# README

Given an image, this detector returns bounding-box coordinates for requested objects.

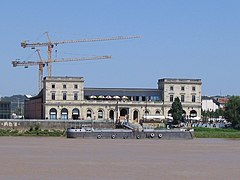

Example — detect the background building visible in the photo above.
[202,97,219,112]
[24,76,202,123]
[0,101,11,119]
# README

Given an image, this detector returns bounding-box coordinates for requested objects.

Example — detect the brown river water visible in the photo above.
[0,137,239,180]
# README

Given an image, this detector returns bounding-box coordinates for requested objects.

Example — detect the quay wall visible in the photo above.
[0,119,114,130]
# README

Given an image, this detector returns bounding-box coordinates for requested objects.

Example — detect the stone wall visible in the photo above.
[0,119,114,130]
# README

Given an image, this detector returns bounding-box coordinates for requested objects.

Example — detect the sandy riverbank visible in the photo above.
[0,137,239,180]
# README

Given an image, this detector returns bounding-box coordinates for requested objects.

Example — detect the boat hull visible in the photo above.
[66,129,194,139]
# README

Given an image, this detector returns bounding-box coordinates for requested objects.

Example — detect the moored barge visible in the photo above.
[66,128,194,139]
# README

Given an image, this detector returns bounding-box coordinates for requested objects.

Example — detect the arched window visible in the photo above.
[98,110,103,119]
[155,110,160,115]
[61,108,68,120]
[87,109,92,119]
[49,108,57,119]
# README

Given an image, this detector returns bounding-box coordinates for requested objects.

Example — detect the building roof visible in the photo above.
[217,97,229,104]
[158,78,202,84]
[84,87,160,96]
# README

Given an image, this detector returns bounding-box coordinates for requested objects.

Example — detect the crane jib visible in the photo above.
[16,34,141,92]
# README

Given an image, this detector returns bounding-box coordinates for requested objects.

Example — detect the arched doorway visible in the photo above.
[98,109,104,119]
[72,108,80,120]
[144,110,150,114]
[133,110,139,121]
[49,108,57,119]
[190,110,197,117]
[120,109,128,116]
[168,109,172,116]
[182,110,186,117]
[61,108,68,120]
[120,108,128,120]
[109,110,114,120]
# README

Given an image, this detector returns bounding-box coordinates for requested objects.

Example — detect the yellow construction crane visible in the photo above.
[12,53,111,91]
[15,32,141,91]
[21,32,141,76]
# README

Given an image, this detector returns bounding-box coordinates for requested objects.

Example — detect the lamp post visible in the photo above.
[144,97,148,122]
[115,100,119,124]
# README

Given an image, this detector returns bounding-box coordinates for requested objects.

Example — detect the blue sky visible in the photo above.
[1,0,240,96]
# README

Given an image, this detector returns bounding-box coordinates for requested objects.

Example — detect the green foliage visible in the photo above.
[202,109,225,119]
[171,97,183,125]
[0,127,65,137]
[0,129,22,136]
[224,96,240,129]
[194,127,240,138]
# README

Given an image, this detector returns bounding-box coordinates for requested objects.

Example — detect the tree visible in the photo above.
[170,97,183,125]
[224,96,240,129]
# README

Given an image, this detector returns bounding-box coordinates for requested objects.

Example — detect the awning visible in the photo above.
[143,115,165,119]
[122,96,128,100]
[113,96,120,99]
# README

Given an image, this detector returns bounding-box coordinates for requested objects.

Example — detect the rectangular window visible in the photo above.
[192,86,196,91]
[181,95,185,102]
[74,93,78,100]
[192,95,196,102]
[63,93,67,100]
[136,96,139,101]
[170,86,174,91]
[170,95,174,102]
[52,84,55,89]
[74,84,78,89]
[181,86,185,91]
[51,93,55,100]
[63,84,67,89]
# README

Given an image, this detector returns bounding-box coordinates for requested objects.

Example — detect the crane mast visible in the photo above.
[36,49,44,91]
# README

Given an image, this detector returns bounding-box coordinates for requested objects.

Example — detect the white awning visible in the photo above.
[143,115,165,119]
[122,96,128,100]
[113,96,120,99]
[90,95,97,99]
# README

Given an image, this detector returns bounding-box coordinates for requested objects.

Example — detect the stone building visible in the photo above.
[24,76,202,122]
[158,78,202,119]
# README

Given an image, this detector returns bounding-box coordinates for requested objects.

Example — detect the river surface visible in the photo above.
[0,137,239,180]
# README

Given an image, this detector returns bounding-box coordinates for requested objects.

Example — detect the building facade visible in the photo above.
[202,98,219,112]
[24,76,202,122]
[0,101,11,119]
[158,78,202,119]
